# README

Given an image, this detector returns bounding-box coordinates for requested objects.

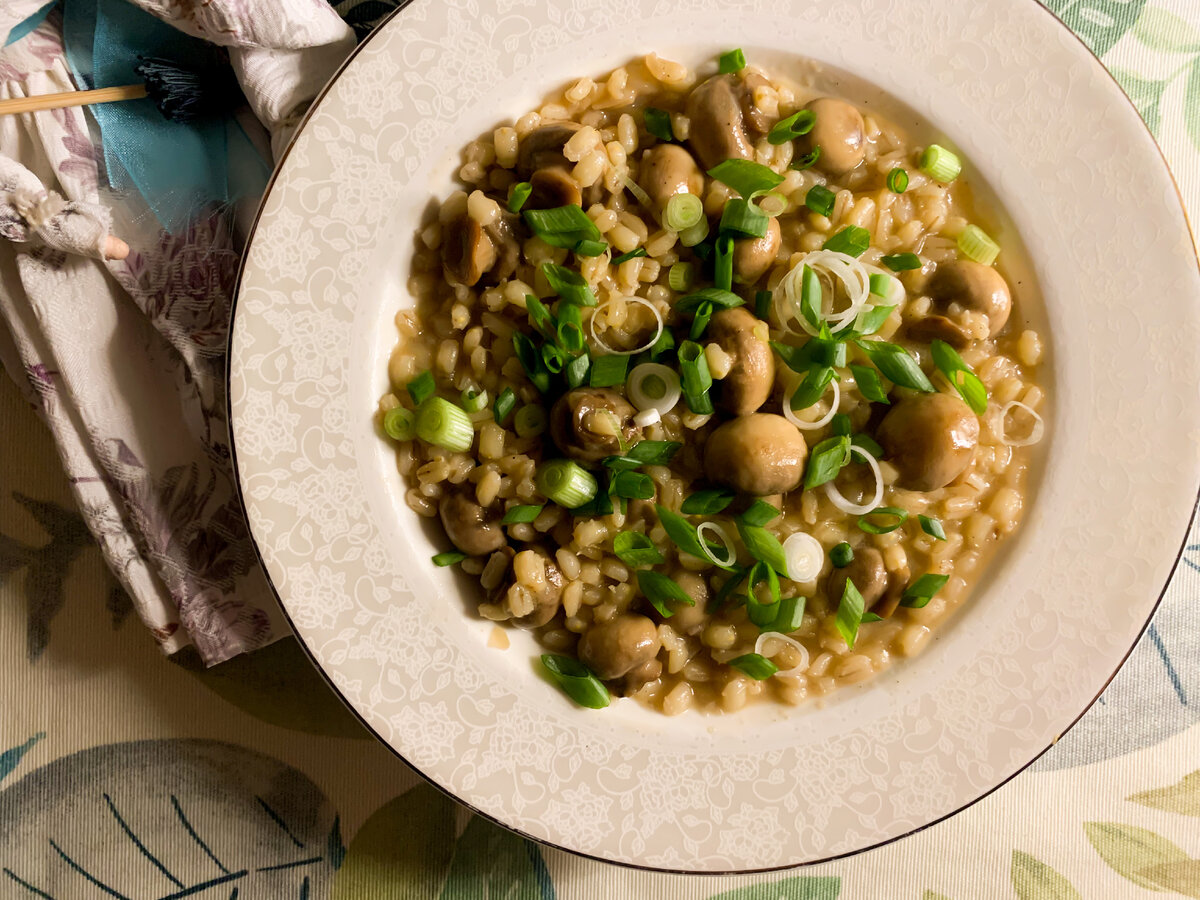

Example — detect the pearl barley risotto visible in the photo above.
[379,50,1047,715]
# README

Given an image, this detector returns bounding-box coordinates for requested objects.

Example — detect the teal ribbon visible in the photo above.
[4,2,56,46]
[61,0,269,232]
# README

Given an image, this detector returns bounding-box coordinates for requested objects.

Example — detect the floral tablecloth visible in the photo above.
[2,1,1199,897]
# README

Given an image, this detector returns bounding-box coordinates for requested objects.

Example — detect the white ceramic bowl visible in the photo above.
[230,0,1200,871]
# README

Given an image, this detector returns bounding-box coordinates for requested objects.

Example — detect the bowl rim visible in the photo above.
[226,0,1200,873]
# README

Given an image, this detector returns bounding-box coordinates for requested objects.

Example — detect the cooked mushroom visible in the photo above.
[516,122,582,176]
[877,393,980,491]
[799,98,866,176]
[578,613,661,680]
[439,491,506,556]
[638,144,704,212]
[708,307,775,415]
[827,546,888,611]
[619,657,664,696]
[549,388,643,463]
[905,314,972,349]
[928,260,1012,337]
[703,413,808,496]
[685,74,755,170]
[487,546,565,628]
[653,570,709,635]
[527,167,583,210]
[482,211,520,283]
[739,71,776,135]
[441,213,497,287]
[732,215,781,285]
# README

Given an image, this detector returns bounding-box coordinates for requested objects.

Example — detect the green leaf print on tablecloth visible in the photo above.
[706,876,841,899]
[1133,5,1200,52]
[1084,821,1191,890]
[1041,0,1148,56]
[333,782,554,899]
[1010,851,1082,900]
[921,892,953,900]
[1109,5,1200,150]
[1129,768,1200,816]
[0,733,42,786]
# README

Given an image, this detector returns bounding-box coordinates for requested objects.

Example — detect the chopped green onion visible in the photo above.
[714,235,734,292]
[919,515,947,541]
[677,340,714,414]
[501,504,543,524]
[612,247,648,265]
[857,506,909,534]
[432,550,467,567]
[757,191,787,217]
[648,327,676,362]
[414,397,474,452]
[656,503,734,570]
[854,339,934,392]
[861,611,882,623]
[524,294,556,339]
[930,339,988,414]
[754,289,772,320]
[638,570,695,617]
[690,300,714,341]
[512,332,551,393]
[556,302,585,352]
[831,413,852,436]
[718,197,769,239]
[835,579,866,649]
[677,287,744,312]
[804,435,851,489]
[669,262,695,292]
[707,159,784,200]
[664,192,704,231]
[729,652,779,680]
[822,225,871,257]
[717,48,747,74]
[712,566,749,612]
[612,470,655,500]
[574,239,608,257]
[537,459,598,508]
[881,252,921,272]
[678,216,710,247]
[508,181,533,213]
[849,363,889,403]
[565,353,590,389]
[460,387,489,413]
[790,147,821,170]
[762,594,806,634]
[830,542,854,568]
[919,143,962,183]
[851,304,895,338]
[644,106,674,142]
[866,274,904,308]
[744,560,782,626]
[851,433,884,458]
[768,109,816,144]
[541,342,566,373]
[613,532,665,567]
[804,184,836,218]
[957,224,1001,265]
[406,370,436,406]
[680,488,735,515]
[901,573,951,608]
[383,407,416,441]
[799,263,822,329]
[523,205,603,250]
[789,364,836,411]
[493,387,517,424]
[886,167,909,193]
[628,440,682,465]
[570,475,613,517]
[541,654,610,708]
[541,262,597,306]
[514,404,548,437]
[589,354,629,388]
[740,500,781,527]
[771,338,842,373]
[737,522,789,577]
[603,455,643,473]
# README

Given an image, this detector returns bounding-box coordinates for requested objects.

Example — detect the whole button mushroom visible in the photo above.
[707,307,775,415]
[526,167,583,209]
[877,393,980,491]
[439,491,506,556]
[488,546,565,628]
[638,143,705,212]
[798,98,866,176]
[905,314,972,349]
[703,413,808,496]
[578,613,662,680]
[685,74,755,170]
[549,388,644,463]
[928,260,1012,338]
[732,215,782,285]
[653,569,709,635]
[827,546,888,610]
[516,122,583,176]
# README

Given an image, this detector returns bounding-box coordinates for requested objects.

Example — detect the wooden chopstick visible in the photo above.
[0,84,147,117]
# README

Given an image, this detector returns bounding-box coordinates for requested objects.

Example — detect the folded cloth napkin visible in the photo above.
[0,0,387,665]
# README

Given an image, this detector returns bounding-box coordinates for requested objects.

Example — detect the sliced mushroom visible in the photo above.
[877,393,980,492]
[827,546,888,611]
[486,546,565,628]
[441,213,498,287]
[439,491,506,556]
[516,122,582,176]
[703,413,808,496]
[708,307,775,415]
[685,74,755,170]
[739,71,775,135]
[732,215,781,285]
[799,98,866,176]
[549,388,643,463]
[905,314,972,349]
[527,167,583,210]
[578,613,661,680]
[482,211,520,283]
[653,570,709,635]
[928,260,1012,337]
[638,143,704,212]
